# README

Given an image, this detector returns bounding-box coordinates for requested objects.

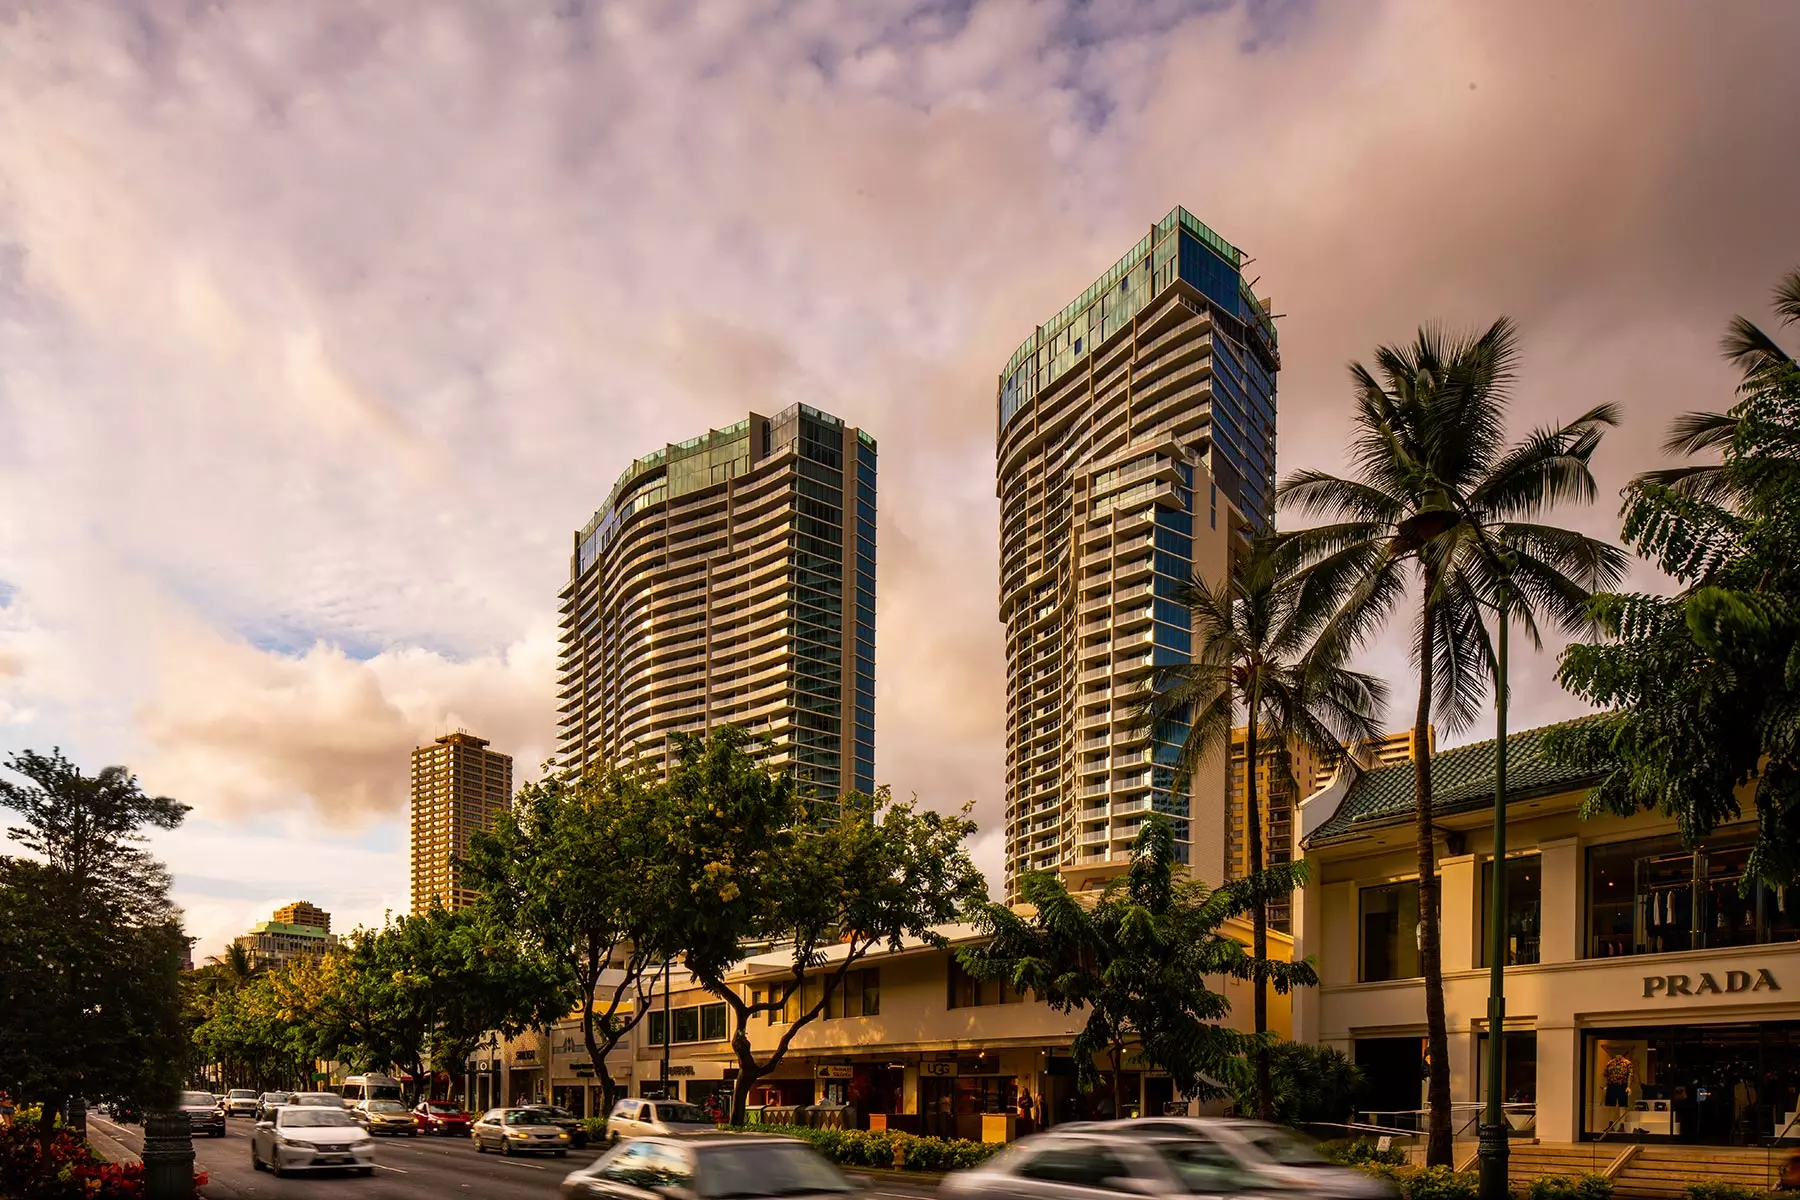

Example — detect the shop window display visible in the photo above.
[1582,1022,1800,1145]
[1587,830,1800,959]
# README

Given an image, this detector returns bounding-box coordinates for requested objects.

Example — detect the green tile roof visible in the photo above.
[1305,716,1606,845]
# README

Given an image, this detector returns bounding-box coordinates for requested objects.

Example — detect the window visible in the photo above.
[1482,854,1542,966]
[647,1012,666,1046]
[826,969,881,1019]
[753,986,801,1025]
[1587,830,1800,958]
[673,1006,699,1044]
[700,1002,727,1042]
[650,1002,730,1045]
[1017,1143,1133,1187]
[948,959,1023,1007]
[1157,1141,1248,1193]
[1360,881,1422,982]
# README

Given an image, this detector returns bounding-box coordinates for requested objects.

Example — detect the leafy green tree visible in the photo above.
[1280,320,1625,1163]
[464,765,672,1112]
[1557,281,1800,886]
[1144,532,1386,1120]
[961,816,1305,1115]
[0,750,189,1150]
[1230,1041,1364,1127]
[657,728,986,1124]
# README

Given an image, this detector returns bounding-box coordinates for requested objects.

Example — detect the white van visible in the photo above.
[341,1074,405,1106]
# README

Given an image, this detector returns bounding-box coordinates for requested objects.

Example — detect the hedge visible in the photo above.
[1529,1175,1614,1200]
[1354,1164,1480,1200]
[726,1123,1000,1172]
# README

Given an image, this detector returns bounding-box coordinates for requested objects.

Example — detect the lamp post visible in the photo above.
[1477,588,1511,1200]
[142,1086,195,1200]
[660,958,672,1100]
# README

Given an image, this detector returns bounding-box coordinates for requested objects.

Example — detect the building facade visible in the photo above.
[232,914,337,970]
[996,208,1279,898]
[558,405,876,795]
[271,900,331,934]
[409,731,513,913]
[1294,719,1800,1151]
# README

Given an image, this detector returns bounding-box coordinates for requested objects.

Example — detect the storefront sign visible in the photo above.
[1642,968,1779,998]
[920,1061,956,1077]
[513,1049,538,1063]
[668,1065,696,1077]
[815,1065,855,1079]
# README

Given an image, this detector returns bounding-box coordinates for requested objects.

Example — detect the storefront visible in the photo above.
[1295,723,1800,1149]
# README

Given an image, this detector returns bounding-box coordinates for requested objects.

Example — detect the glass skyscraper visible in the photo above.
[995,208,1278,898]
[558,405,875,795]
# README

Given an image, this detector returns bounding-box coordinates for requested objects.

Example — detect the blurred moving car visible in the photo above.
[604,1098,717,1142]
[472,1107,573,1157]
[1101,1119,1397,1199]
[224,1089,259,1118]
[560,1132,862,1200]
[939,1129,1277,1200]
[412,1100,472,1137]
[354,1098,420,1136]
[530,1104,589,1147]
[251,1105,376,1178]
[254,1092,293,1121]
[178,1091,226,1139]
[288,1092,348,1108]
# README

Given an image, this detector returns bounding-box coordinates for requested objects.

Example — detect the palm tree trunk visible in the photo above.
[1416,587,1452,1166]
[1246,699,1272,1123]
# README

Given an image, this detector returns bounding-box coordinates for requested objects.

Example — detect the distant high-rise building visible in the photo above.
[558,405,876,794]
[409,732,513,913]
[996,208,1279,899]
[1226,726,1431,931]
[270,900,330,934]
[233,909,337,970]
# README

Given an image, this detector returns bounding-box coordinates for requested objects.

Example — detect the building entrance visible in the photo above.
[1583,1022,1800,1145]
[1354,1036,1423,1132]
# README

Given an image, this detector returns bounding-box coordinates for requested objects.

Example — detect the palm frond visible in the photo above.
[1723,315,1794,378]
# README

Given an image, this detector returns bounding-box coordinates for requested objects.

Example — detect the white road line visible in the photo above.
[492,1156,549,1170]
[375,1164,410,1173]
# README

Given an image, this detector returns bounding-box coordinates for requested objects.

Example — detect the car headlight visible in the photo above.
[558,1132,570,1139]
[281,1138,318,1150]
[508,1130,530,1139]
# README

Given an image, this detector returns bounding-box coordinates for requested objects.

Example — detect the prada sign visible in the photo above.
[1642,968,1780,998]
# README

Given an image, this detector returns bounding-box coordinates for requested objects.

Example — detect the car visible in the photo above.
[354,1098,420,1136]
[251,1104,376,1178]
[604,1097,717,1142]
[288,1091,348,1108]
[471,1107,573,1157]
[560,1131,863,1200]
[224,1089,259,1118]
[528,1103,589,1148]
[1095,1118,1398,1198]
[255,1092,294,1121]
[939,1129,1286,1200]
[178,1091,226,1138]
[412,1100,472,1137]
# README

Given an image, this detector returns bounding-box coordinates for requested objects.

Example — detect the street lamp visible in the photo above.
[1477,580,1513,1200]
[143,1086,195,1200]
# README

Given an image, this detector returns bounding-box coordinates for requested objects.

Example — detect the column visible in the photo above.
[1536,1022,1578,1144]
[1440,853,1477,974]
[1538,837,1581,964]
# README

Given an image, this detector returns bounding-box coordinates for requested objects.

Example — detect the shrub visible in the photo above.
[579,1117,608,1140]
[729,1123,999,1173]
[1399,1166,1480,1200]
[1235,1042,1365,1125]
[1684,1184,1768,1200]
[1530,1174,1614,1200]
[0,1119,208,1198]
[1328,1138,1408,1167]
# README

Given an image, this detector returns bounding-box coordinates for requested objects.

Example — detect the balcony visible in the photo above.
[1078,829,1110,845]
[1113,798,1152,815]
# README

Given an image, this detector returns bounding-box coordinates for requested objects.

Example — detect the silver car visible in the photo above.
[940,1129,1284,1200]
[605,1098,717,1143]
[473,1106,574,1156]
[1099,1119,1398,1198]
[224,1089,259,1118]
[250,1104,375,1177]
[561,1132,861,1200]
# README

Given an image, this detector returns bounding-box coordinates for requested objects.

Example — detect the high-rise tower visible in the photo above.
[996,208,1279,899]
[558,404,876,794]
[409,731,513,913]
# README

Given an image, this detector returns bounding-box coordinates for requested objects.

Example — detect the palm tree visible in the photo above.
[1280,317,1627,1165]
[1641,267,1800,503]
[1142,532,1388,1121]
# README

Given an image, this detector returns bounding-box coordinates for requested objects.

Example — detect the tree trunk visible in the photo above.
[1416,588,1452,1167]
[1109,1044,1125,1121]
[1246,700,1273,1123]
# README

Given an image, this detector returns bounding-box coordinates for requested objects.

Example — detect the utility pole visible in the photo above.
[1477,591,1511,1200]
[660,958,672,1100]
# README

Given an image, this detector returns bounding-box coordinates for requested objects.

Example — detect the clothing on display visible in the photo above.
[1604,1055,1636,1108]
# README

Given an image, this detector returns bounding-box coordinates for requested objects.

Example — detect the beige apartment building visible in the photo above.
[231,907,337,970]
[409,731,513,913]
[1294,718,1800,1165]
[558,405,876,795]
[271,900,331,934]
[995,207,1280,899]
[529,922,1288,1136]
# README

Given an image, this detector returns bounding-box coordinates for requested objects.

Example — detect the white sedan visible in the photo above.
[250,1105,376,1177]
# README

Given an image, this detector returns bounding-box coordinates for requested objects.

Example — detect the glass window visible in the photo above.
[647,1011,667,1046]
[673,1007,700,1044]
[700,1003,727,1042]
[947,959,1021,1008]
[1360,882,1422,981]
[1586,829,1800,958]
[1017,1143,1133,1187]
[1483,854,1543,966]
[1475,1030,1538,1114]
[1159,1140,1252,1191]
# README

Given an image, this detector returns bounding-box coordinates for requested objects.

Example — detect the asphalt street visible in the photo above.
[87,1114,942,1200]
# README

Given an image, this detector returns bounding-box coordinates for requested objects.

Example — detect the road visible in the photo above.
[87,1114,941,1200]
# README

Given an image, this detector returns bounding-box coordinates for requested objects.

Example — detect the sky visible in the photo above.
[1,0,1797,959]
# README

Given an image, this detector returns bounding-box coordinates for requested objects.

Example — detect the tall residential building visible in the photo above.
[996,208,1279,899]
[409,731,514,913]
[232,911,337,970]
[1225,727,1432,932]
[270,900,330,934]
[558,405,876,794]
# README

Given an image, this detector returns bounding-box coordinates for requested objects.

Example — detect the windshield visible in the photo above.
[537,1105,574,1119]
[1157,1142,1249,1192]
[294,1094,345,1107]
[698,1142,854,1198]
[1241,1127,1329,1167]
[181,1092,216,1107]
[424,1103,462,1114]
[282,1110,357,1129]
[367,1101,408,1113]
[507,1109,558,1126]
[263,1093,291,1103]
[657,1103,713,1124]
[229,1090,256,1099]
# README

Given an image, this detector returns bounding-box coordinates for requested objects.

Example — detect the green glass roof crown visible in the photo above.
[1002,206,1274,383]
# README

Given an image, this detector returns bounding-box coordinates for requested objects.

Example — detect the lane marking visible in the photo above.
[492,1156,549,1170]
[376,1164,410,1173]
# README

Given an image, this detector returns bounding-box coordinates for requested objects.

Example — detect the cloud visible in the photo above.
[0,0,1797,937]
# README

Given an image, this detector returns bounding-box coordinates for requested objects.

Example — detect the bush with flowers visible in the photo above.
[0,1118,207,1199]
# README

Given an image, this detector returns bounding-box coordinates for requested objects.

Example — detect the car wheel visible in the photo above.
[474,1137,486,1154]
[555,1149,568,1158]
[502,1139,513,1157]
[271,1149,286,1179]
[251,1145,262,1171]
[360,1167,375,1177]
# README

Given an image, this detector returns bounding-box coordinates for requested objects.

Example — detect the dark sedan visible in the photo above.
[178,1091,226,1138]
